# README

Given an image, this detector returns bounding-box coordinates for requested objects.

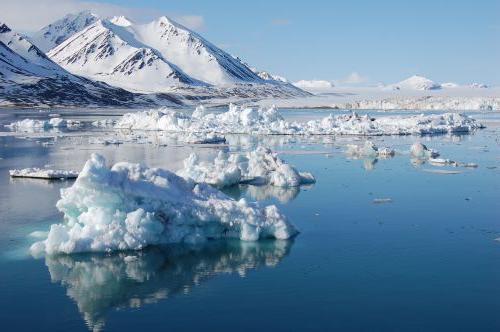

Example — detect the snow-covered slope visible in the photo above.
[0,22,179,107]
[48,19,205,93]
[130,16,263,85]
[30,11,98,52]
[389,75,441,90]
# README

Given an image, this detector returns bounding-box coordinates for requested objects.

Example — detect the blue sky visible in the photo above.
[5,0,500,84]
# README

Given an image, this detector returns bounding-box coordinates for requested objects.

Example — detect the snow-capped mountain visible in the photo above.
[48,19,206,92]
[45,15,268,87]
[129,16,263,85]
[30,11,98,52]
[0,22,176,107]
[390,75,441,90]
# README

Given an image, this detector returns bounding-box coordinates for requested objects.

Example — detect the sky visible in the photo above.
[3,0,499,85]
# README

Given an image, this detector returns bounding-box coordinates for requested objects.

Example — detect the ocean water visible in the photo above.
[0,108,499,331]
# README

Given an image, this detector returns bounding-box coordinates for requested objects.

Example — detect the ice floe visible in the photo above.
[410,142,440,159]
[9,168,79,179]
[115,104,484,136]
[6,117,67,130]
[345,141,395,158]
[177,147,316,188]
[30,154,297,255]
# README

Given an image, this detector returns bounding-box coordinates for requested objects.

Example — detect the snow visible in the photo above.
[177,147,316,188]
[30,154,297,255]
[9,168,78,179]
[293,80,334,91]
[116,104,485,136]
[30,11,99,52]
[389,75,441,91]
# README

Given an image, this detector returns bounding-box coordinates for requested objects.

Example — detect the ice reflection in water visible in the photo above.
[43,240,293,331]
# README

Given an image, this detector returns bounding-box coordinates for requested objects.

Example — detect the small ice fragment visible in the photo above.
[410,142,440,159]
[422,169,462,174]
[9,168,79,179]
[373,198,393,204]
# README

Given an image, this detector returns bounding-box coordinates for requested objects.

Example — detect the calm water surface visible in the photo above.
[0,108,499,331]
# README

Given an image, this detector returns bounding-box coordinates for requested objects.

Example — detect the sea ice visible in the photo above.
[345,141,395,158]
[410,142,440,159]
[9,168,79,179]
[115,104,484,136]
[177,147,316,188]
[6,118,67,131]
[30,154,297,255]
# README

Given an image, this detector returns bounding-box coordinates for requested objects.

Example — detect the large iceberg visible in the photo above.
[31,154,297,255]
[177,147,316,188]
[115,104,484,136]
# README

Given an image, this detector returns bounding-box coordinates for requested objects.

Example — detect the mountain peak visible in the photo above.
[110,16,133,27]
[0,23,11,33]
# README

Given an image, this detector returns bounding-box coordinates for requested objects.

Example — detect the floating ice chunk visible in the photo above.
[9,168,79,179]
[177,147,316,188]
[180,132,226,144]
[373,198,393,204]
[410,142,440,159]
[346,141,395,158]
[92,119,116,128]
[115,105,484,136]
[31,154,297,255]
[429,158,459,167]
[6,117,67,131]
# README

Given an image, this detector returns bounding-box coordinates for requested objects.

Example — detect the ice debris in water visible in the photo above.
[177,147,316,188]
[30,154,297,255]
[6,118,67,130]
[9,168,79,179]
[410,142,440,159]
[345,141,395,158]
[411,142,478,168]
[115,104,484,136]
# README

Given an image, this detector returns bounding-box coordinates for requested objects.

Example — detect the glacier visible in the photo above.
[31,154,297,255]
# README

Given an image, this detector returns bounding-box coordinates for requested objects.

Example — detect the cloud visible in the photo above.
[175,15,205,30]
[341,72,369,84]
[271,19,291,26]
[1,0,203,32]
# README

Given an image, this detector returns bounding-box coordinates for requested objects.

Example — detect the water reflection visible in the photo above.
[221,183,310,203]
[44,240,293,331]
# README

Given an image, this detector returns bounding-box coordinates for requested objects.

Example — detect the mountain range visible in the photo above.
[1,11,306,107]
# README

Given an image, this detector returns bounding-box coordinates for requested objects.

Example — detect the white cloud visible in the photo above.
[1,0,204,32]
[342,72,368,84]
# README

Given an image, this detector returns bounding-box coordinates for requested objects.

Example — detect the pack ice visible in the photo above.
[116,104,484,136]
[177,147,316,188]
[31,154,297,255]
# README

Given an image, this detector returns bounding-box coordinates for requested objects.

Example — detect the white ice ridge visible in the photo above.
[345,141,395,158]
[177,147,316,188]
[6,118,67,130]
[9,168,79,179]
[115,104,484,136]
[30,154,297,255]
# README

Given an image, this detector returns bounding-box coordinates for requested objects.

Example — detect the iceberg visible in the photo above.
[177,147,316,188]
[31,154,297,255]
[115,104,484,136]
[410,142,440,159]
